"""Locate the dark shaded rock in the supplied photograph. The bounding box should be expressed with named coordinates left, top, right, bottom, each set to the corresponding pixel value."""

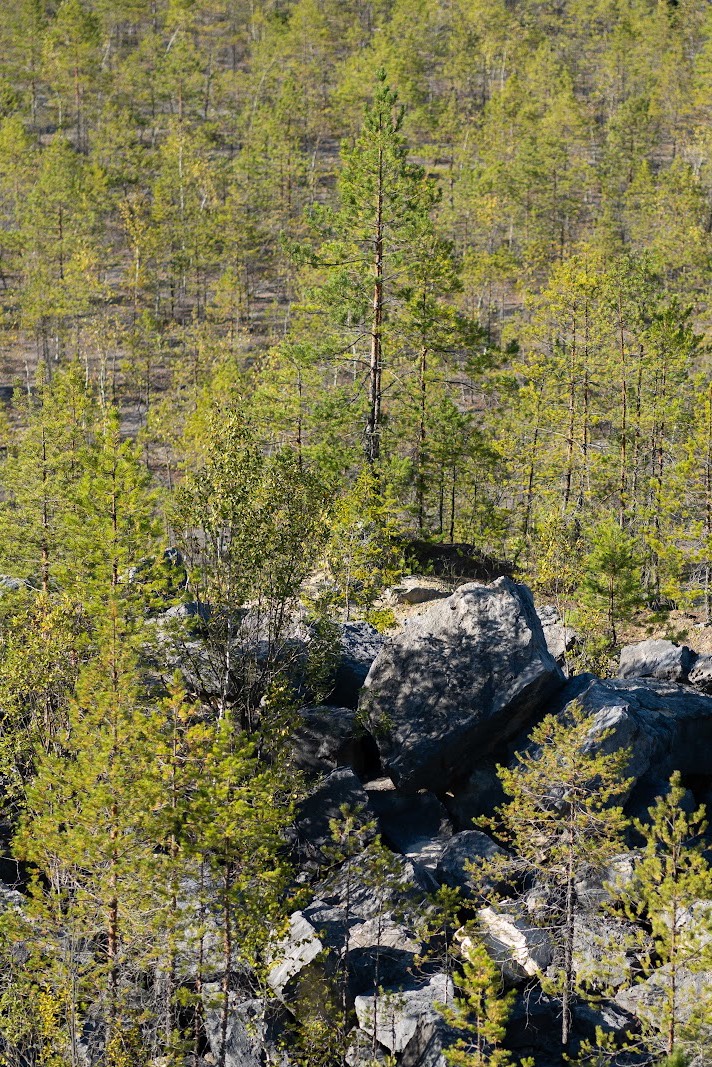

left=366, top=785, right=452, bottom=869
left=295, top=768, right=375, bottom=861
left=329, top=621, right=384, bottom=709
left=435, top=830, right=508, bottom=899
left=625, top=775, right=697, bottom=828
left=399, top=1014, right=462, bottom=1067
left=572, top=1000, right=639, bottom=1041
left=574, top=852, right=638, bottom=910
left=292, top=706, right=377, bottom=779
left=360, top=578, right=565, bottom=793
left=444, top=761, right=505, bottom=829
left=400, top=539, right=513, bottom=583
left=505, top=989, right=559, bottom=1049
left=618, top=638, right=696, bottom=683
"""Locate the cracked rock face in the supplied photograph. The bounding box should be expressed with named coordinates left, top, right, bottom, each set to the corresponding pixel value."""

left=360, top=578, right=565, bottom=793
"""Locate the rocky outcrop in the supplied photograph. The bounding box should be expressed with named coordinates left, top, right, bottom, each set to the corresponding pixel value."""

left=573, top=852, right=639, bottom=910
left=202, top=988, right=285, bottom=1067
left=618, top=638, right=696, bottom=683
left=365, top=782, right=452, bottom=870
left=291, top=705, right=377, bottom=778
left=360, top=578, right=565, bottom=793
left=315, top=846, right=437, bottom=920
left=555, top=673, right=712, bottom=799
left=572, top=913, right=644, bottom=990
left=329, top=621, right=384, bottom=708
left=472, top=906, right=553, bottom=984
left=443, top=761, right=505, bottom=829
left=689, top=652, right=712, bottom=693
left=615, top=965, right=712, bottom=1031
left=295, top=767, right=376, bottom=861
left=354, top=974, right=454, bottom=1056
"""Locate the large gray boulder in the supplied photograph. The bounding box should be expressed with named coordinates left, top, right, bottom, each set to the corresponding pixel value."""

left=572, top=912, right=644, bottom=990
left=268, top=900, right=424, bottom=1009
left=360, top=578, right=565, bottom=793
left=366, top=783, right=452, bottom=870
left=295, top=767, right=375, bottom=862
left=202, top=988, right=286, bottom=1067
left=315, top=846, right=438, bottom=921
left=618, top=638, right=696, bottom=683
left=615, top=965, right=712, bottom=1031
left=471, top=906, right=553, bottom=985
left=537, top=604, right=578, bottom=668
left=689, top=652, right=712, bottom=693
left=267, top=909, right=330, bottom=1003
left=555, top=674, right=712, bottom=799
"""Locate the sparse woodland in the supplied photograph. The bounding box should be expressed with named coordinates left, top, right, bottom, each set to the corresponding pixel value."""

left=0, top=2, right=712, bottom=1066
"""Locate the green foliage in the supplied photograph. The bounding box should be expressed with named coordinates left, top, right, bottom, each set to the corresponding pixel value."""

left=617, top=773, right=712, bottom=1059
left=439, top=928, right=514, bottom=1067
left=484, top=701, right=632, bottom=1047
left=171, top=407, right=330, bottom=724
left=323, top=466, right=403, bottom=620
left=581, top=519, right=643, bottom=647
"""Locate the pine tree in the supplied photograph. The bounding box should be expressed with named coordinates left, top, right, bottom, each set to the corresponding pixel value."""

left=484, top=701, right=632, bottom=1048
left=581, top=518, right=643, bottom=646
left=11, top=626, right=158, bottom=1065
left=0, top=363, right=95, bottom=592
left=324, top=466, right=403, bottom=622
left=618, top=773, right=712, bottom=1059
left=293, top=72, right=455, bottom=466
left=42, top=0, right=101, bottom=149
left=192, top=712, right=295, bottom=1067
left=439, top=927, right=514, bottom=1067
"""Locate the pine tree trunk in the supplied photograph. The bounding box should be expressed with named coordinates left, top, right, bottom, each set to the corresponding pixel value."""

left=219, top=861, right=233, bottom=1067
left=618, top=296, right=628, bottom=524
left=366, top=146, right=384, bottom=464
left=561, top=815, right=576, bottom=1047
left=417, top=345, right=427, bottom=530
